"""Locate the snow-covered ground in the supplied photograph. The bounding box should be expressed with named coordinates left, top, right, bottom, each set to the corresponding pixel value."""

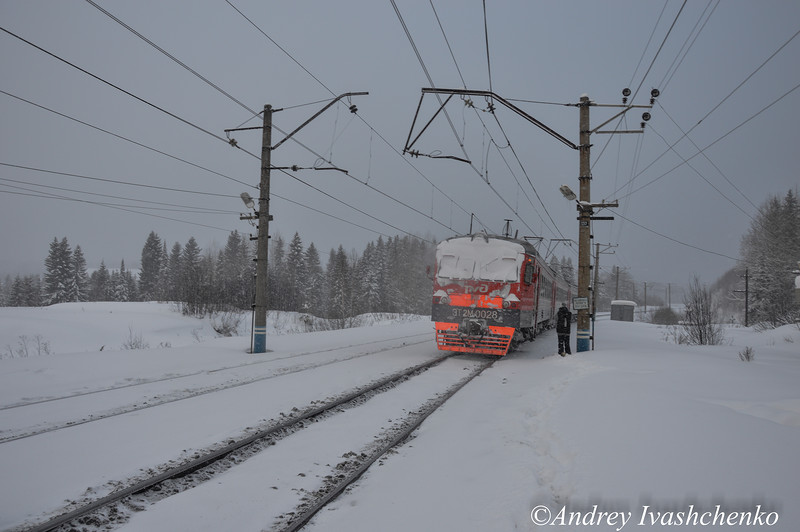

left=0, top=303, right=798, bottom=531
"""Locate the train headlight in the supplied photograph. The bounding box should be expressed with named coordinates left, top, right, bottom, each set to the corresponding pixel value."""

left=503, top=294, right=520, bottom=309
left=440, top=295, right=450, bottom=305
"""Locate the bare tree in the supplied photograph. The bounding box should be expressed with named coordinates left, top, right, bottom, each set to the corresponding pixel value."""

left=682, top=276, right=725, bottom=345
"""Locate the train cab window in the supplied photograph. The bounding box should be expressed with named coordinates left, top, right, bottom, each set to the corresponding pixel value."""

left=523, top=263, right=534, bottom=285
left=477, top=256, right=519, bottom=282
left=437, top=254, right=475, bottom=280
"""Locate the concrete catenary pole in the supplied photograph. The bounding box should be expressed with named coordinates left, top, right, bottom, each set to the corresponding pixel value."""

left=253, top=104, right=272, bottom=353
left=577, top=95, right=592, bottom=352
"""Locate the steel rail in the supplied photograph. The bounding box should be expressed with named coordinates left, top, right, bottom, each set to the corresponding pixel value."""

left=1, top=335, right=430, bottom=444
left=279, top=357, right=497, bottom=531
left=26, top=352, right=454, bottom=532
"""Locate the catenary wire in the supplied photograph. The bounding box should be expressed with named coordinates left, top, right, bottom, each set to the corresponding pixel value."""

left=607, top=26, right=800, bottom=199
left=0, top=89, right=256, bottom=190
left=657, top=0, right=719, bottom=92
left=91, top=0, right=473, bottom=239
left=221, top=0, right=488, bottom=233
left=627, top=0, right=670, bottom=90
left=0, top=26, right=238, bottom=149
left=646, top=125, right=753, bottom=219
left=630, top=0, right=687, bottom=101
left=0, top=92, right=412, bottom=239
left=482, top=0, right=493, bottom=95
left=617, top=79, right=800, bottom=201
left=655, top=104, right=758, bottom=211
left=0, top=176, right=238, bottom=214
left=0, top=186, right=236, bottom=233
left=425, top=2, right=570, bottom=243
left=614, top=211, right=738, bottom=261
left=389, top=0, right=481, bottom=177
left=0, top=162, right=239, bottom=200
left=591, top=0, right=687, bottom=169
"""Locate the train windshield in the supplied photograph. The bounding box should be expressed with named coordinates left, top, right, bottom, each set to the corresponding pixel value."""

left=436, top=238, right=524, bottom=282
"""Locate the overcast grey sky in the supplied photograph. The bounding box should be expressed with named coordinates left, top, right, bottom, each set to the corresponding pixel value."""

left=1, top=0, right=799, bottom=289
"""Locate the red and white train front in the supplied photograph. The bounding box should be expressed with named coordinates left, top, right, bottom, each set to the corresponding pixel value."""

left=431, top=234, right=540, bottom=356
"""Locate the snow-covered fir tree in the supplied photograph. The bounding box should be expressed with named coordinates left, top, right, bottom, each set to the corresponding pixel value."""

left=303, top=242, right=324, bottom=314
left=112, top=260, right=130, bottom=302
left=740, top=189, right=800, bottom=326
left=44, top=237, right=74, bottom=305
left=283, top=233, right=305, bottom=312
left=180, top=237, right=202, bottom=314
left=139, top=231, right=163, bottom=301
left=72, top=245, right=89, bottom=302
left=165, top=242, right=182, bottom=302
left=89, top=261, right=111, bottom=301
left=268, top=234, right=286, bottom=311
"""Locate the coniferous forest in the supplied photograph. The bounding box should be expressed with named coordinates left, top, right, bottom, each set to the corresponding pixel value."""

left=0, top=230, right=436, bottom=322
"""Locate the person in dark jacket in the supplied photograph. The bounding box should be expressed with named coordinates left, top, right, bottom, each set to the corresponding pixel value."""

left=556, top=302, right=572, bottom=356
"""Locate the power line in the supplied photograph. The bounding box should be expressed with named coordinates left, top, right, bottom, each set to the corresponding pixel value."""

left=614, top=211, right=738, bottom=261
left=0, top=89, right=256, bottom=189
left=270, top=191, right=395, bottom=241
left=655, top=104, right=757, bottom=211
left=0, top=185, right=236, bottom=233
left=0, top=26, right=233, bottom=147
left=90, top=0, right=473, bottom=239
left=416, top=4, right=570, bottom=242
left=607, top=26, right=800, bottom=199
left=0, top=162, right=239, bottom=199
left=647, top=125, right=753, bottom=219
left=429, top=0, right=466, bottom=87
left=0, top=90, right=431, bottom=241
left=84, top=0, right=255, bottom=117
left=657, top=0, right=719, bottom=91
left=224, top=0, right=335, bottom=96
left=271, top=167, right=436, bottom=243
left=389, top=0, right=480, bottom=177
left=0, top=176, right=238, bottom=214
left=222, top=0, right=488, bottom=235
left=505, top=98, right=572, bottom=107
left=630, top=0, right=687, bottom=101
left=592, top=0, right=686, bottom=169
left=628, top=0, right=670, bottom=90
left=618, top=78, right=800, bottom=201
left=482, top=0, right=493, bottom=94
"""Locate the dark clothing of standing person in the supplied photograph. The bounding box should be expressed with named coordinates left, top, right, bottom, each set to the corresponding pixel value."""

left=556, top=303, right=572, bottom=356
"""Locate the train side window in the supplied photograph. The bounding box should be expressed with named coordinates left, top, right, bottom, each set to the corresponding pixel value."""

left=523, top=263, right=533, bottom=285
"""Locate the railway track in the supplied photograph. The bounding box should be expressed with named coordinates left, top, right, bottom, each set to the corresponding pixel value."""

left=0, top=333, right=430, bottom=444
left=26, top=353, right=495, bottom=532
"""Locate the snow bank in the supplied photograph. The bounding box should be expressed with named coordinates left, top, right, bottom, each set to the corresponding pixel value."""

left=1, top=303, right=798, bottom=531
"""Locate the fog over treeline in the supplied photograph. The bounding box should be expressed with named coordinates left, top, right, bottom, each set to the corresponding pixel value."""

left=3, top=189, right=798, bottom=330
left=0, top=230, right=437, bottom=321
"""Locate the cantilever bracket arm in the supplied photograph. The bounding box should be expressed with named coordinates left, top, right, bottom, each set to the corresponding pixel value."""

left=419, top=88, right=578, bottom=150
left=272, top=91, right=368, bottom=151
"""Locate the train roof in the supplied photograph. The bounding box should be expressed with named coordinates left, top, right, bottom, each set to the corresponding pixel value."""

left=437, top=233, right=542, bottom=258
